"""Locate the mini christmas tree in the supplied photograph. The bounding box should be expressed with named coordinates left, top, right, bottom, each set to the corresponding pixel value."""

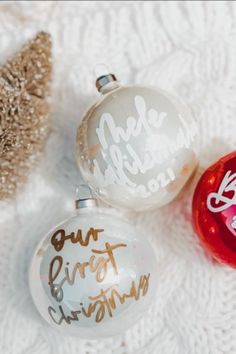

left=0, top=32, right=52, bottom=200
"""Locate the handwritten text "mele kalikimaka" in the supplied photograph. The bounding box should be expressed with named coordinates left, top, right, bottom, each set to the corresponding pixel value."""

left=47, top=227, right=150, bottom=324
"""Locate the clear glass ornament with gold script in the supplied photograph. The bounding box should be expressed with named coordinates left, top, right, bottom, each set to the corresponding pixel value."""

left=29, top=192, right=157, bottom=338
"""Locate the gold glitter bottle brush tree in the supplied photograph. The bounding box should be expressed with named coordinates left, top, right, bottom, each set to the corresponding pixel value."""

left=0, top=31, right=52, bottom=200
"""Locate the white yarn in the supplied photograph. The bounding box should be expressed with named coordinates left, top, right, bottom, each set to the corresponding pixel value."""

left=0, top=1, right=236, bottom=353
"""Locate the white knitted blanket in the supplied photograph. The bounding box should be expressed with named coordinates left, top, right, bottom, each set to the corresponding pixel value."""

left=1, top=2, right=236, bottom=353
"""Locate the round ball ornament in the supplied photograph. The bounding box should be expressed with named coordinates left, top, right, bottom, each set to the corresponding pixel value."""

left=76, top=74, right=198, bottom=211
left=29, top=195, right=157, bottom=338
left=192, top=151, right=236, bottom=267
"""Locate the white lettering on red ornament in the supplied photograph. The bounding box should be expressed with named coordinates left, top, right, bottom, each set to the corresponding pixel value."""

left=207, top=170, right=236, bottom=230
left=207, top=170, right=236, bottom=213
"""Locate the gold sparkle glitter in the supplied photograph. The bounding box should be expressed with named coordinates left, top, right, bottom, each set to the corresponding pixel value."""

left=0, top=32, right=52, bottom=200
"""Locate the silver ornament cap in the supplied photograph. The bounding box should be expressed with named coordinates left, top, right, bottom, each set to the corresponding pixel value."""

left=95, top=73, right=119, bottom=93
left=75, top=185, right=98, bottom=209
left=75, top=197, right=98, bottom=209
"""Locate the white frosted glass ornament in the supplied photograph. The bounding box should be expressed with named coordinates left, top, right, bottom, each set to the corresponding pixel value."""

left=29, top=195, right=157, bottom=338
left=76, top=74, right=198, bottom=211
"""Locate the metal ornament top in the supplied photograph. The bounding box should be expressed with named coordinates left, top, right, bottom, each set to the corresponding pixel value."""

left=75, top=184, right=98, bottom=209
left=95, top=74, right=119, bottom=93
left=75, top=197, right=98, bottom=209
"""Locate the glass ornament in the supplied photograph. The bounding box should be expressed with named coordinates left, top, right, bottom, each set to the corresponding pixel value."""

left=192, top=151, right=236, bottom=267
left=29, top=193, right=157, bottom=338
left=76, top=74, right=198, bottom=211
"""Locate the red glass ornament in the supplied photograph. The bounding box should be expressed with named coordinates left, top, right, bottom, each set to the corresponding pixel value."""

left=192, top=151, right=236, bottom=267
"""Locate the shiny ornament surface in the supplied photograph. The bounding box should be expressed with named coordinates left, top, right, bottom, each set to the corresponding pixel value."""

left=192, top=151, right=236, bottom=267
left=29, top=205, right=157, bottom=338
left=76, top=76, right=198, bottom=211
